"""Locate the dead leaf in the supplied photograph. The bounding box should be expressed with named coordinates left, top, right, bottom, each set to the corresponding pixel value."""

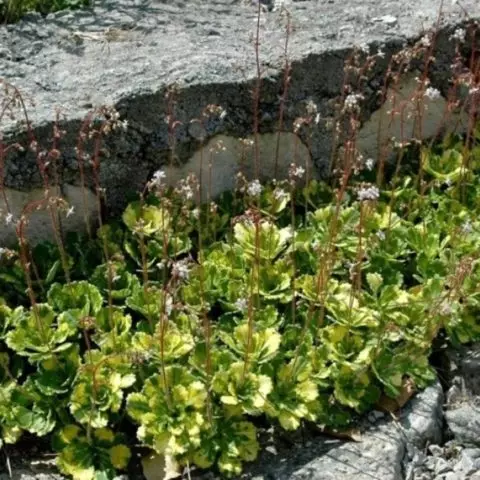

left=315, top=425, right=362, bottom=442
left=376, top=377, right=416, bottom=413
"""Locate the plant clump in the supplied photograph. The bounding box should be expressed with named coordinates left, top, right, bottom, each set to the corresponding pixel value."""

left=1, top=124, right=480, bottom=478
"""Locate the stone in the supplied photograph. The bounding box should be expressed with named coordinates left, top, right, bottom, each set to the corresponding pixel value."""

left=0, top=185, right=97, bottom=246
left=445, top=403, right=480, bottom=447
left=380, top=15, right=398, bottom=26
left=0, top=0, right=477, bottom=235
left=399, top=379, right=444, bottom=448
left=453, top=448, right=480, bottom=475
left=367, top=409, right=385, bottom=423
left=164, top=132, right=314, bottom=202
left=356, top=72, right=468, bottom=165
left=444, top=344, right=480, bottom=449
left=231, top=382, right=443, bottom=480
left=428, top=444, right=444, bottom=457
left=444, top=473, right=464, bottom=480
left=434, top=457, right=452, bottom=476
left=452, top=343, right=480, bottom=395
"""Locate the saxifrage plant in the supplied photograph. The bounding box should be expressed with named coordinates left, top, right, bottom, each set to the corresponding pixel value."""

left=1, top=123, right=480, bottom=478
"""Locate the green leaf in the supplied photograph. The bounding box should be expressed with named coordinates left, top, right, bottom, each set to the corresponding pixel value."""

left=233, top=221, right=292, bottom=261
left=48, top=281, right=103, bottom=317
left=5, top=304, right=76, bottom=362
left=90, top=262, right=140, bottom=301
left=122, top=202, right=171, bottom=236
left=219, top=323, right=281, bottom=364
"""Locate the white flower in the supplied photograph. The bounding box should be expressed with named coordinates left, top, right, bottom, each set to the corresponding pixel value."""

left=283, top=226, right=294, bottom=241
left=344, top=93, right=364, bottom=110
left=289, top=164, right=305, bottom=179
left=0, top=247, right=5, bottom=259
left=172, top=259, right=190, bottom=280
left=179, top=184, right=194, bottom=200
left=357, top=186, right=380, bottom=201
left=273, top=188, right=288, bottom=201
left=444, top=178, right=453, bottom=187
left=345, top=261, right=356, bottom=273
left=424, top=87, right=441, bottom=100
left=66, top=206, right=75, bottom=218
left=5, top=213, right=13, bottom=225
left=461, top=221, right=473, bottom=234
left=376, top=230, right=386, bottom=241
left=247, top=179, right=263, bottom=197
left=156, top=260, right=167, bottom=270
left=151, top=169, right=166, bottom=187
left=419, top=34, right=432, bottom=48
left=365, top=158, right=375, bottom=171
left=192, top=208, right=200, bottom=219
left=451, top=28, right=465, bottom=42
left=235, top=298, right=249, bottom=312
left=165, top=295, right=173, bottom=316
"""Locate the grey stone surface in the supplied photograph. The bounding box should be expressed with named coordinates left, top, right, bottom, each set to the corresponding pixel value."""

left=400, top=380, right=444, bottom=449
left=445, top=403, right=480, bottom=447
left=0, top=456, right=64, bottom=480
left=447, top=342, right=480, bottom=396
left=404, top=344, right=480, bottom=480
left=444, top=342, right=480, bottom=449
left=1, top=0, right=479, bottom=219
left=405, top=442, right=480, bottom=480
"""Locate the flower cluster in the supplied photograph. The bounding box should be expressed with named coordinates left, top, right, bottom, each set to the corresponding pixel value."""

left=172, top=259, right=191, bottom=281
left=247, top=179, right=263, bottom=197
left=148, top=169, right=167, bottom=191
left=344, top=93, right=364, bottom=111
left=289, top=164, right=305, bottom=180
left=424, top=87, right=441, bottom=100
left=357, top=185, right=380, bottom=202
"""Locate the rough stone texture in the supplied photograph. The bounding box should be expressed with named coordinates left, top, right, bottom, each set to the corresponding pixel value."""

left=444, top=343, right=480, bottom=449
left=446, top=342, right=480, bottom=396
left=445, top=403, right=480, bottom=448
left=356, top=72, right=469, bottom=163
left=1, top=0, right=479, bottom=242
left=399, top=380, right=444, bottom=449
left=164, top=132, right=316, bottom=201
left=0, top=185, right=97, bottom=245
left=404, top=343, right=480, bottom=480
left=405, top=442, right=480, bottom=479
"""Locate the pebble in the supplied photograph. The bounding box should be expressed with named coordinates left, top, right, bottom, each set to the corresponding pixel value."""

left=380, top=15, right=398, bottom=26
left=434, top=457, right=452, bottom=475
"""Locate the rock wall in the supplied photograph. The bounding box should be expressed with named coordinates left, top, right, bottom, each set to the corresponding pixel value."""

left=0, top=0, right=479, bottom=244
